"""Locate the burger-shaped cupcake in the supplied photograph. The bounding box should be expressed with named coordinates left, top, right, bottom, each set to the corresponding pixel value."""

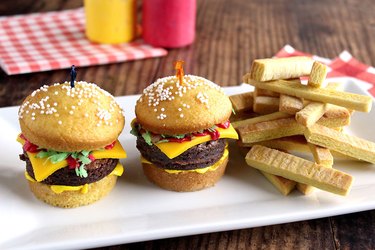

left=17, top=78, right=126, bottom=208
left=131, top=61, right=238, bottom=191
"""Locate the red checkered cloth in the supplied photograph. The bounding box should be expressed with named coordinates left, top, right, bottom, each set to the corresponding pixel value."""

left=275, top=45, right=375, bottom=97
left=0, top=8, right=167, bottom=75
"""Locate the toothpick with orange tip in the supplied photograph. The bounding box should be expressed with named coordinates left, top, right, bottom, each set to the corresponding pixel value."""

left=174, top=60, right=185, bottom=85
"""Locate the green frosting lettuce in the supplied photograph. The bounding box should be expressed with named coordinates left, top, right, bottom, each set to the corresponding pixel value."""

left=36, top=150, right=69, bottom=164
left=75, top=164, right=88, bottom=178
left=170, top=134, right=185, bottom=139
left=130, top=121, right=219, bottom=145
left=207, top=125, right=217, bottom=132
left=36, top=149, right=92, bottom=178
left=141, top=131, right=152, bottom=146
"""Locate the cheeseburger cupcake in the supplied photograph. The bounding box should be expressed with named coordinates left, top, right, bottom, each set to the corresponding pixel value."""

left=17, top=78, right=126, bottom=208
left=131, top=61, right=238, bottom=192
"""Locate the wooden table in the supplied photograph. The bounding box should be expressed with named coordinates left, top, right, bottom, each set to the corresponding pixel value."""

left=1, top=0, right=375, bottom=249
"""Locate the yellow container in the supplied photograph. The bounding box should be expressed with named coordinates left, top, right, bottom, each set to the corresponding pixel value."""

left=84, top=0, right=137, bottom=44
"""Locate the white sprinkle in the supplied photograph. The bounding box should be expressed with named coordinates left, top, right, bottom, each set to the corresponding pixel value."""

left=58, top=120, right=62, bottom=125
left=180, top=114, right=184, bottom=118
left=137, top=75, right=224, bottom=120
left=69, top=110, right=74, bottom=115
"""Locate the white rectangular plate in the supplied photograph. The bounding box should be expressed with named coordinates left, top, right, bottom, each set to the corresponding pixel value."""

left=1, top=78, right=375, bottom=250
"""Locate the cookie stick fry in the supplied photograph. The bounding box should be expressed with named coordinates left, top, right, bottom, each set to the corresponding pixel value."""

left=308, top=143, right=334, bottom=167
left=297, top=144, right=334, bottom=195
left=308, top=61, right=328, bottom=88
left=232, top=111, right=292, bottom=129
left=254, top=87, right=279, bottom=97
left=236, top=113, right=350, bottom=144
left=260, top=171, right=296, bottom=195
left=304, top=124, right=375, bottom=164
left=295, top=82, right=342, bottom=127
left=238, top=136, right=357, bottom=160
left=279, top=94, right=304, bottom=114
left=237, top=118, right=305, bottom=144
left=229, top=92, right=254, bottom=113
left=249, top=56, right=314, bottom=81
left=245, top=77, right=372, bottom=112
left=296, top=102, right=328, bottom=127
left=253, top=96, right=280, bottom=114
left=245, top=145, right=353, bottom=196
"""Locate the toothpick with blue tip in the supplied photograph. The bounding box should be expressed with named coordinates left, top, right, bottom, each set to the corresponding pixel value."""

left=70, top=65, right=77, bottom=88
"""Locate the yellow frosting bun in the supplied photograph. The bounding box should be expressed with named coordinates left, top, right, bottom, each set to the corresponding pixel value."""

left=135, top=75, right=232, bottom=135
left=18, top=81, right=125, bottom=152
left=142, top=154, right=228, bottom=192
left=28, top=175, right=118, bottom=208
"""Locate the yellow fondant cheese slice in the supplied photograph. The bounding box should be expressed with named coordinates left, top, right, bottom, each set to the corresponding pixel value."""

left=17, top=135, right=126, bottom=182
left=25, top=162, right=124, bottom=194
left=51, top=184, right=89, bottom=194
left=155, top=124, right=238, bottom=159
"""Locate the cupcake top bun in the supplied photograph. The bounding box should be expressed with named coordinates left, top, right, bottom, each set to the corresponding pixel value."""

left=18, top=81, right=125, bottom=152
left=135, top=75, right=232, bottom=135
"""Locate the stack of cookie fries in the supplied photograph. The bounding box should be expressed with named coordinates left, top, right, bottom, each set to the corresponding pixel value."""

left=230, top=56, right=374, bottom=196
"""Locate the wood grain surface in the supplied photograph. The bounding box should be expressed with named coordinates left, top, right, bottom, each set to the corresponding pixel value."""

left=1, top=0, right=375, bottom=249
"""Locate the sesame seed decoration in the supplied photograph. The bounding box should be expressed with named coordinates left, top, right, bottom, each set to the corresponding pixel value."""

left=196, top=92, right=209, bottom=107
left=139, top=74, right=224, bottom=121
left=18, top=81, right=124, bottom=127
left=139, top=58, right=225, bottom=121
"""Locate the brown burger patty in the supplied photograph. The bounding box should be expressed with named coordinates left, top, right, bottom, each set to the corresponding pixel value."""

left=136, top=137, right=226, bottom=170
left=20, top=152, right=118, bottom=186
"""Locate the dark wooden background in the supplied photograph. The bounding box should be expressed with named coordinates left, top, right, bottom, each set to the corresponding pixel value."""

left=1, top=0, right=375, bottom=249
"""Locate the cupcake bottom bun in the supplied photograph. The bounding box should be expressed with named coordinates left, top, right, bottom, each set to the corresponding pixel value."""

left=28, top=175, right=118, bottom=208
left=141, top=153, right=228, bottom=192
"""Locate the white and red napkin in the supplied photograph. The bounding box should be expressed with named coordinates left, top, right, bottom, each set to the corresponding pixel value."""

left=275, top=45, right=375, bottom=97
left=0, top=8, right=167, bottom=75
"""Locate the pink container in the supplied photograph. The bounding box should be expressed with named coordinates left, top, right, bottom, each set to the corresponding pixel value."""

left=142, top=0, right=196, bottom=48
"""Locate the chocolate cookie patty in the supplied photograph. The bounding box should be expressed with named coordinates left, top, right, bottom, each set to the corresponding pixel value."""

left=20, top=152, right=118, bottom=186
left=136, top=136, right=226, bottom=170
